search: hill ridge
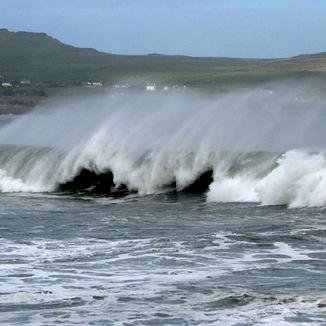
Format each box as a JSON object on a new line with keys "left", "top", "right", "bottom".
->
{"left": 0, "top": 28, "right": 326, "bottom": 89}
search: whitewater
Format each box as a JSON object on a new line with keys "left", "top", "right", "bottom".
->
{"left": 1, "top": 81, "right": 326, "bottom": 325}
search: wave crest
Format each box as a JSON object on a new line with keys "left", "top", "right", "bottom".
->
{"left": 0, "top": 85, "right": 325, "bottom": 207}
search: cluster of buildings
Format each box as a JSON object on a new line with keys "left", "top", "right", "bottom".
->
{"left": 82, "top": 81, "right": 103, "bottom": 87}
{"left": 0, "top": 73, "right": 31, "bottom": 88}
{"left": 1, "top": 81, "right": 31, "bottom": 87}
{"left": 146, "top": 83, "right": 188, "bottom": 92}
{"left": 0, "top": 73, "right": 189, "bottom": 94}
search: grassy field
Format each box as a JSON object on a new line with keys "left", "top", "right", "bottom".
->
{"left": 1, "top": 28, "right": 326, "bottom": 102}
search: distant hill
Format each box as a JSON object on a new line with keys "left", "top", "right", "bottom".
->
{"left": 1, "top": 28, "right": 326, "bottom": 90}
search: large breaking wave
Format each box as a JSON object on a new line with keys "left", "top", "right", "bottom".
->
{"left": 0, "top": 80, "right": 326, "bottom": 208}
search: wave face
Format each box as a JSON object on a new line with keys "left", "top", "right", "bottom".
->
{"left": 0, "top": 81, "right": 326, "bottom": 207}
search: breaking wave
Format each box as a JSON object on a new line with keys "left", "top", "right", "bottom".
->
{"left": 0, "top": 81, "right": 326, "bottom": 208}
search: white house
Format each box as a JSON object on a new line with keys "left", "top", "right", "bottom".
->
{"left": 92, "top": 82, "right": 103, "bottom": 87}
{"left": 146, "top": 83, "right": 156, "bottom": 91}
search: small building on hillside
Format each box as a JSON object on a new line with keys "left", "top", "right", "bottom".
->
{"left": 1, "top": 82, "right": 12, "bottom": 87}
{"left": 92, "top": 81, "right": 103, "bottom": 87}
{"left": 83, "top": 81, "right": 103, "bottom": 87}
{"left": 146, "top": 83, "right": 156, "bottom": 91}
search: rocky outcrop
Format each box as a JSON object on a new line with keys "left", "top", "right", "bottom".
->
{"left": 0, "top": 29, "right": 13, "bottom": 43}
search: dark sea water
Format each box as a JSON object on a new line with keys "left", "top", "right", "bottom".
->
{"left": 1, "top": 193, "right": 326, "bottom": 325}
{"left": 1, "top": 86, "right": 326, "bottom": 325}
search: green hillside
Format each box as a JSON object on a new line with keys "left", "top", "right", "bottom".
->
{"left": 1, "top": 28, "right": 326, "bottom": 91}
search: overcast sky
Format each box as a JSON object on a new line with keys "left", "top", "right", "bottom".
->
{"left": 1, "top": 0, "right": 325, "bottom": 58}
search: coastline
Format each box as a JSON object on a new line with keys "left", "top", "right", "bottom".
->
{"left": 0, "top": 104, "right": 33, "bottom": 114}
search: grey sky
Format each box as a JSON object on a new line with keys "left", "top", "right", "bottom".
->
{"left": 1, "top": 0, "right": 325, "bottom": 58}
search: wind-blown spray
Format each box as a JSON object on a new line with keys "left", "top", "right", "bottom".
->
{"left": 0, "top": 80, "right": 326, "bottom": 207}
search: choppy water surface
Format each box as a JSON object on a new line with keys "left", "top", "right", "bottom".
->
{"left": 1, "top": 193, "right": 326, "bottom": 325}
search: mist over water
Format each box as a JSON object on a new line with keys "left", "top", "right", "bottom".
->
{"left": 1, "top": 80, "right": 326, "bottom": 207}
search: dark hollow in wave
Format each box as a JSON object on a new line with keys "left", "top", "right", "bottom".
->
{"left": 59, "top": 169, "right": 115, "bottom": 194}
{"left": 59, "top": 168, "right": 213, "bottom": 196}
{"left": 182, "top": 170, "right": 213, "bottom": 193}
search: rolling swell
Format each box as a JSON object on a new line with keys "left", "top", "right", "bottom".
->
{"left": 0, "top": 143, "right": 278, "bottom": 198}
{"left": 0, "top": 144, "right": 216, "bottom": 195}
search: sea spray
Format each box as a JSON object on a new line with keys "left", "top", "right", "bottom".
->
{"left": 256, "top": 150, "right": 326, "bottom": 208}
{"left": 0, "top": 81, "right": 326, "bottom": 206}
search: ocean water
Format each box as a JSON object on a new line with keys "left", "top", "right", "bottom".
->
{"left": 1, "top": 85, "right": 326, "bottom": 325}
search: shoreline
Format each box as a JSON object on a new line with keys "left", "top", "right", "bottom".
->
{"left": 0, "top": 104, "right": 33, "bottom": 115}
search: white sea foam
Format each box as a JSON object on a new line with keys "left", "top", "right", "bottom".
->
{"left": 207, "top": 150, "right": 326, "bottom": 207}
{"left": 256, "top": 150, "right": 326, "bottom": 207}
{"left": 0, "top": 169, "right": 28, "bottom": 192}
{"left": 207, "top": 175, "right": 259, "bottom": 203}
{"left": 0, "top": 231, "right": 324, "bottom": 325}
